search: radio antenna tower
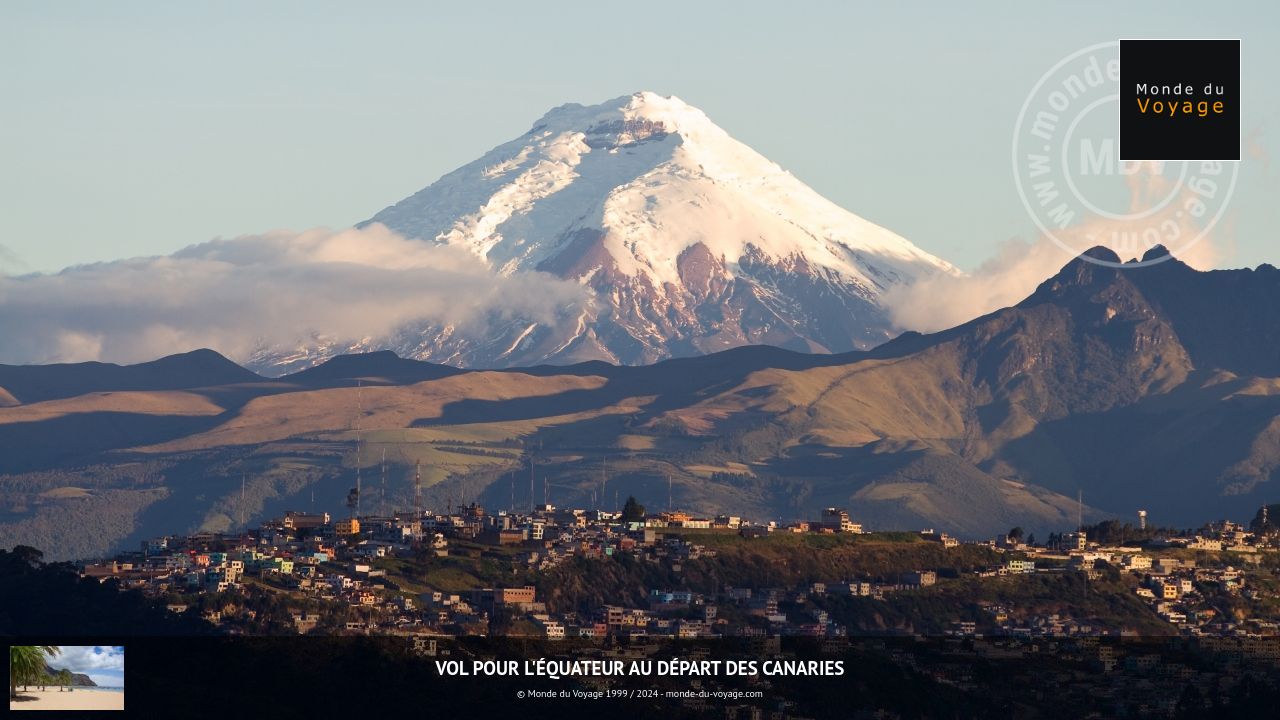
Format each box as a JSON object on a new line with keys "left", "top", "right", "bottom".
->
{"left": 354, "top": 380, "right": 363, "bottom": 518}
{"left": 380, "top": 448, "right": 387, "bottom": 518}
{"left": 413, "top": 459, "right": 422, "bottom": 520}
{"left": 240, "top": 472, "right": 246, "bottom": 528}
{"left": 1077, "top": 489, "right": 1083, "bottom": 531}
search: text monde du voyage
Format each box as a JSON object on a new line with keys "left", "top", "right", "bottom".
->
{"left": 1135, "top": 82, "right": 1228, "bottom": 118}
{"left": 435, "top": 658, "right": 845, "bottom": 680}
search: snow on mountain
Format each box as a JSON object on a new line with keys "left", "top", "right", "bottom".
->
{"left": 250, "top": 92, "right": 957, "bottom": 373}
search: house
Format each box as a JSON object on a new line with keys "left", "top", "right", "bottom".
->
{"left": 1187, "top": 536, "right": 1223, "bottom": 551}
{"left": 410, "top": 635, "right": 438, "bottom": 656}
{"left": 1061, "top": 532, "right": 1088, "bottom": 551}
{"left": 818, "top": 508, "right": 862, "bottom": 533}
{"left": 677, "top": 620, "right": 708, "bottom": 639}
{"left": 659, "top": 511, "right": 692, "bottom": 526}
{"left": 572, "top": 623, "right": 608, "bottom": 639}
{"left": 472, "top": 586, "right": 537, "bottom": 610}
{"left": 82, "top": 561, "right": 128, "bottom": 579}
{"left": 531, "top": 615, "right": 565, "bottom": 640}
{"left": 1121, "top": 554, "right": 1152, "bottom": 570}
{"left": 354, "top": 542, "right": 389, "bottom": 558}
{"left": 1005, "top": 559, "right": 1036, "bottom": 574}
{"left": 262, "top": 558, "right": 294, "bottom": 574}
{"left": 901, "top": 571, "right": 937, "bottom": 588}
{"left": 920, "top": 530, "right": 959, "bottom": 547}
{"left": 292, "top": 612, "right": 319, "bottom": 634}
{"left": 283, "top": 511, "right": 331, "bottom": 531}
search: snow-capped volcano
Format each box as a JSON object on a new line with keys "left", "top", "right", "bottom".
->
{"left": 256, "top": 92, "right": 956, "bottom": 372}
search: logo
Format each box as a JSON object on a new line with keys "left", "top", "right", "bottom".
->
{"left": 1012, "top": 41, "right": 1238, "bottom": 268}
{"left": 1120, "top": 39, "right": 1240, "bottom": 161}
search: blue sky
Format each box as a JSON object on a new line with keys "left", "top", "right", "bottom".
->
{"left": 52, "top": 646, "right": 125, "bottom": 688}
{"left": 1, "top": 1, "right": 1277, "bottom": 274}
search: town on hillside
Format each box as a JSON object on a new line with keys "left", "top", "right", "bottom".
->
{"left": 76, "top": 500, "right": 1280, "bottom": 644}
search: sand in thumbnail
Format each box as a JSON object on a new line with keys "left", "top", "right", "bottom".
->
{"left": 10, "top": 688, "right": 124, "bottom": 711}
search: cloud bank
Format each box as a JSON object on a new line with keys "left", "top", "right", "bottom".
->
{"left": 0, "top": 224, "right": 587, "bottom": 365}
{"left": 885, "top": 164, "right": 1232, "bottom": 334}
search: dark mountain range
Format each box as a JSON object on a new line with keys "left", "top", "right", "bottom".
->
{"left": 1, "top": 246, "right": 1277, "bottom": 559}
{"left": 0, "top": 348, "right": 261, "bottom": 405}
{"left": 281, "top": 350, "right": 466, "bottom": 388}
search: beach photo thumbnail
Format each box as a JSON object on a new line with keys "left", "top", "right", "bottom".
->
{"left": 9, "top": 645, "right": 124, "bottom": 711}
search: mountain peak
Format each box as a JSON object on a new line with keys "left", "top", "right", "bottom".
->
{"left": 1019, "top": 248, "right": 1126, "bottom": 308}
{"left": 534, "top": 91, "right": 709, "bottom": 134}
{"left": 310, "top": 93, "right": 959, "bottom": 372}
{"left": 1081, "top": 245, "right": 1122, "bottom": 264}
{"left": 1141, "top": 244, "right": 1171, "bottom": 262}
{"left": 370, "top": 92, "right": 954, "bottom": 282}
{"left": 284, "top": 350, "right": 463, "bottom": 387}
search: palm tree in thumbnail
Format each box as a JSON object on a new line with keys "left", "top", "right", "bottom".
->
{"left": 9, "top": 645, "right": 59, "bottom": 699}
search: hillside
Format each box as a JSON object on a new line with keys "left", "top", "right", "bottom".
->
{"left": 42, "top": 664, "right": 96, "bottom": 687}
{"left": 1, "top": 247, "right": 1279, "bottom": 559}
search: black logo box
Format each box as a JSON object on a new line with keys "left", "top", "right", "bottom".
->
{"left": 1119, "top": 39, "right": 1240, "bottom": 161}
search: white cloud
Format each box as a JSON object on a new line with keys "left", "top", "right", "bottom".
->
{"left": 51, "top": 646, "right": 125, "bottom": 686}
{"left": 0, "top": 224, "right": 588, "bottom": 366}
{"left": 882, "top": 236, "right": 1066, "bottom": 333}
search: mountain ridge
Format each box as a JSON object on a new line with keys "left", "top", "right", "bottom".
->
{"left": 0, "top": 349, "right": 261, "bottom": 405}
{"left": 3, "top": 247, "right": 1280, "bottom": 559}
{"left": 42, "top": 664, "right": 97, "bottom": 687}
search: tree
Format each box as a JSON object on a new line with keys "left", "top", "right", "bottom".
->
{"left": 57, "top": 669, "right": 72, "bottom": 693}
{"left": 9, "top": 646, "right": 58, "bottom": 699}
{"left": 621, "top": 496, "right": 646, "bottom": 523}
{"left": 10, "top": 545, "right": 44, "bottom": 568}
